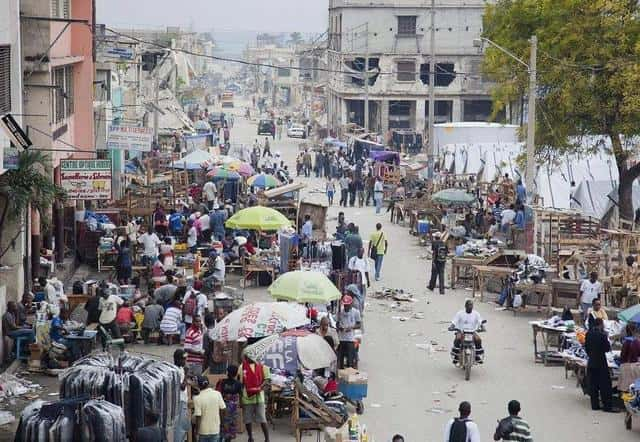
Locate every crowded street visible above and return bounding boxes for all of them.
[2,1,640,441]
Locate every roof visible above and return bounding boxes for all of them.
[262,182,306,198]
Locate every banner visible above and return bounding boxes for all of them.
[107,126,153,151]
[61,159,112,200]
[261,336,299,373]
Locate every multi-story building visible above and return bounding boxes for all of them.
[245,43,299,108]
[20,0,95,278]
[327,0,496,135]
[0,0,27,324]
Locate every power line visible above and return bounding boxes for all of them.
[102,26,505,80]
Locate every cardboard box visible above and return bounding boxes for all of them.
[338,368,368,384]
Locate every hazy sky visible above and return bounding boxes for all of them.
[97,0,328,33]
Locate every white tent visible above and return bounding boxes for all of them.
[438,142,524,182]
[169,149,213,170]
[434,122,519,149]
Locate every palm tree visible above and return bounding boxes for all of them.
[0,150,66,261]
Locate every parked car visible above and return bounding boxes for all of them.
[258,119,276,137]
[287,125,306,139]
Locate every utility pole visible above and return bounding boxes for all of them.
[363,22,369,133]
[153,76,160,147]
[525,35,537,201]
[427,0,436,177]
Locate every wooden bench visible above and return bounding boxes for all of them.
[292,380,345,442]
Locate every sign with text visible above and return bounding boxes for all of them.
[106,125,153,151]
[61,159,112,200]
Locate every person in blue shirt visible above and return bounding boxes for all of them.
[50,308,70,344]
[169,209,184,237]
[210,204,227,241]
[514,204,526,229]
[516,179,527,204]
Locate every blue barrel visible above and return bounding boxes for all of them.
[417,220,430,234]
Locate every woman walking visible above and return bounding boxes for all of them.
[217,364,242,442]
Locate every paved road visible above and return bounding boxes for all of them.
[226,99,638,441]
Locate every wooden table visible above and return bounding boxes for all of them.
[516,283,553,315]
[97,248,118,272]
[242,261,278,288]
[530,321,567,365]
[472,265,517,302]
[451,256,486,289]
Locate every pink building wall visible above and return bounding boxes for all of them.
[49,0,94,161]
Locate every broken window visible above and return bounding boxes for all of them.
[397,16,417,35]
[346,58,379,86]
[397,61,416,82]
[426,100,453,123]
[463,100,492,122]
[420,63,456,86]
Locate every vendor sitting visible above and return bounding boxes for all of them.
[3,301,35,345]
[50,308,70,345]
[586,298,608,330]
[115,302,136,337]
[202,250,226,289]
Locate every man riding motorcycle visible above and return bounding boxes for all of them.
[451,299,485,364]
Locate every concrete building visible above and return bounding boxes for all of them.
[245,44,299,108]
[0,0,27,324]
[20,0,95,279]
[326,0,496,135]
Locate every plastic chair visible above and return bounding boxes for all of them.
[14,336,30,361]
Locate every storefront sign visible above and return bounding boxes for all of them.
[60,159,112,200]
[107,125,153,151]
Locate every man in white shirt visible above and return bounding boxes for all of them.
[98,289,124,349]
[182,289,208,327]
[301,215,313,259]
[199,212,211,242]
[374,177,384,214]
[138,227,161,266]
[451,300,484,363]
[187,220,198,251]
[443,401,481,442]
[500,204,517,233]
[579,272,603,320]
[39,277,61,309]
[202,181,217,210]
[348,248,370,289]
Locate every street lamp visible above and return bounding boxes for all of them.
[474,36,538,202]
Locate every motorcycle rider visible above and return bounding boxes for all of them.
[451,299,485,364]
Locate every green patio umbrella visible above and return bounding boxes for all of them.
[431,188,476,206]
[225,206,291,230]
[268,270,342,303]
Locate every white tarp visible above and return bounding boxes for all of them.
[571,180,640,220]
[434,122,519,149]
[439,142,524,182]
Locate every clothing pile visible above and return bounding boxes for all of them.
[455,239,499,258]
[59,353,181,435]
[15,398,126,442]
[515,254,549,284]
[84,211,116,233]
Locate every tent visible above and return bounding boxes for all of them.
[169,149,213,170]
[571,180,640,221]
[369,150,400,164]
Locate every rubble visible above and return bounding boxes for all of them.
[0,374,40,400]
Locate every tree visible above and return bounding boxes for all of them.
[0,150,66,261]
[482,0,640,221]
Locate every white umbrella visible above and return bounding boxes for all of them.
[211,302,309,341]
[243,330,336,371]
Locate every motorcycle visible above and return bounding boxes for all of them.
[449,320,487,381]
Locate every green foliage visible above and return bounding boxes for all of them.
[482,0,640,218]
[484,0,640,153]
[0,150,66,227]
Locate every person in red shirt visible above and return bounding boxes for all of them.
[116,302,135,337]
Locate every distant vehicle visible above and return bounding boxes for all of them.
[287,125,306,139]
[258,119,276,137]
[221,91,234,108]
[225,83,242,93]
[208,112,225,129]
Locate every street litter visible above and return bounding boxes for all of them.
[370,403,382,408]
[0,410,15,426]
[0,374,40,399]
[551,385,566,390]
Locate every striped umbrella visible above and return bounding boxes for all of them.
[206,167,241,180]
[247,173,281,189]
[227,161,255,177]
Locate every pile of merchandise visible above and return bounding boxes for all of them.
[59,353,181,434]
[15,398,126,442]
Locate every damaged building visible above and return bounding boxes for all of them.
[327,0,498,136]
